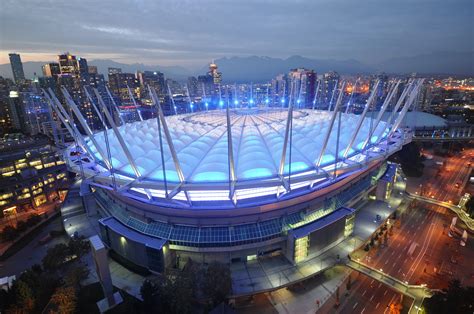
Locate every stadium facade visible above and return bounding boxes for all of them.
[46,79,423,274]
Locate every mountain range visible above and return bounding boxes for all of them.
[0,51,472,82]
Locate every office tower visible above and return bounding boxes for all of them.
[0,76,14,131]
[197,74,214,100]
[8,90,30,133]
[187,76,199,98]
[108,67,122,75]
[321,71,340,108]
[89,73,106,89]
[38,77,57,91]
[271,74,288,106]
[9,53,26,84]
[108,72,139,104]
[58,53,81,89]
[88,66,98,74]
[287,68,317,108]
[78,58,90,86]
[42,63,61,79]
[137,71,165,95]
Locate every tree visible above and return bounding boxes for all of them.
[42,243,69,270]
[424,279,474,314]
[203,262,232,307]
[11,280,35,312]
[392,142,424,177]
[64,266,89,288]
[67,237,90,259]
[48,286,77,314]
[140,279,159,310]
[465,197,474,216]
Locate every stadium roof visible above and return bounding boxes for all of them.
[86,109,390,183]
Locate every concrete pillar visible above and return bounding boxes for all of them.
[89,235,122,312]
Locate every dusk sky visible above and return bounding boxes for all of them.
[0,0,472,68]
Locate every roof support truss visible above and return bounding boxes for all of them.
[92,88,142,178]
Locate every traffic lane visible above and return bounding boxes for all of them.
[336,274,402,314]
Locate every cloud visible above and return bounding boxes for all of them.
[0,0,472,66]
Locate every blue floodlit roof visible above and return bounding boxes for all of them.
[85,109,389,184]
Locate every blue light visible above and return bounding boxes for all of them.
[234,100,239,105]
[265,98,269,104]
[219,100,224,107]
[281,98,285,104]
[297,99,301,104]
[190,104,194,109]
[249,99,254,104]
[205,102,209,107]
[174,105,177,110]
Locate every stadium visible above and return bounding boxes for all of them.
[48,79,421,274]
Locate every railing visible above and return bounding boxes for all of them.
[346,259,433,299]
[406,193,474,231]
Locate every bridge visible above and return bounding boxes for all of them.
[407,193,474,231]
[345,259,433,313]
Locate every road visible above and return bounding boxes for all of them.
[324,148,473,313]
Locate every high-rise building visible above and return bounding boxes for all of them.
[187,76,199,98]
[108,67,122,75]
[88,66,98,74]
[287,68,317,108]
[78,58,89,86]
[197,74,215,99]
[321,71,340,108]
[108,72,139,104]
[0,76,14,131]
[271,74,288,106]
[9,53,26,84]
[8,90,29,133]
[58,53,81,89]
[137,71,165,96]
[89,73,106,90]
[42,63,61,79]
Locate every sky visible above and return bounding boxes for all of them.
[0,0,472,68]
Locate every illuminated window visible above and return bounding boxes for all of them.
[0,193,13,200]
[294,236,309,263]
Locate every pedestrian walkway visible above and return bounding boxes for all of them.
[407,193,474,230]
[345,260,433,299]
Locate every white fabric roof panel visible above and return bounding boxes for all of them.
[86,109,390,183]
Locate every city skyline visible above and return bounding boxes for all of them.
[0,0,472,67]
